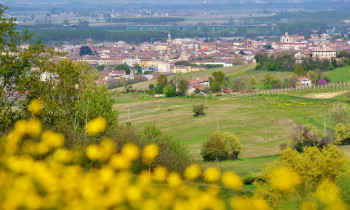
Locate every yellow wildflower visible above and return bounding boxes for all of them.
[184,164,202,180]
[121,143,140,160]
[14,119,28,136]
[221,171,243,190]
[86,117,107,136]
[229,196,270,210]
[28,98,43,114]
[99,138,116,161]
[85,144,102,161]
[167,172,182,188]
[109,154,131,170]
[26,118,42,137]
[204,167,221,183]
[153,166,168,181]
[53,149,73,163]
[315,179,341,205]
[268,167,301,192]
[142,144,159,164]
[41,130,65,148]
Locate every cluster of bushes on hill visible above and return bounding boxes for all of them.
[255,53,332,72]
[201,131,242,161]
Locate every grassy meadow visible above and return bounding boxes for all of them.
[325,65,350,82]
[111,66,350,177]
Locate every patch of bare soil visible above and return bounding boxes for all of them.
[302,90,349,99]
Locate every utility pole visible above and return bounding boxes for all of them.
[217,112,219,131]
[128,105,130,122]
[323,115,326,136]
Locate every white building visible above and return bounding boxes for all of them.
[157,62,171,73]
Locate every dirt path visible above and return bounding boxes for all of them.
[302,90,349,99]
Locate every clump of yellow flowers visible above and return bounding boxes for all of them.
[1,99,263,210]
[1,99,347,210]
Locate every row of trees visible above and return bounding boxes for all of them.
[30,30,168,45]
[255,53,332,72]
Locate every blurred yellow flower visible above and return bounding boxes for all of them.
[122,143,140,160]
[14,119,28,136]
[230,196,270,210]
[99,138,116,161]
[268,167,301,192]
[26,118,42,137]
[28,98,43,115]
[153,166,168,181]
[53,149,73,163]
[221,171,243,190]
[41,130,65,148]
[109,154,131,170]
[86,117,107,136]
[204,167,221,183]
[184,164,202,180]
[315,179,341,205]
[300,201,318,210]
[85,144,101,161]
[167,172,182,188]
[142,144,159,164]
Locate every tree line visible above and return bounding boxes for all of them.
[30,30,168,44]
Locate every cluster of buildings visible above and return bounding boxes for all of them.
[45,31,350,87]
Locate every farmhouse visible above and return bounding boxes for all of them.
[296,77,312,88]
[186,76,210,95]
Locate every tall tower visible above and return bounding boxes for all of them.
[166,34,173,58]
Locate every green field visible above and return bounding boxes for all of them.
[325,65,350,82]
[112,90,350,178]
[112,66,350,177]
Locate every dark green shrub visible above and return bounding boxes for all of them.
[193,103,205,116]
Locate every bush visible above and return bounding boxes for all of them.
[163,84,176,97]
[192,103,205,116]
[201,131,242,161]
[255,145,348,208]
[201,131,227,161]
[105,124,192,173]
[289,124,319,152]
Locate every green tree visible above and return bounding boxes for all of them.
[116,64,130,75]
[155,74,168,94]
[248,76,257,89]
[294,65,306,76]
[163,84,176,97]
[177,79,188,96]
[201,131,227,161]
[290,125,319,152]
[209,71,226,92]
[222,132,242,160]
[133,65,142,75]
[192,103,205,116]
[62,19,69,25]
[334,123,350,145]
[26,59,118,138]
[79,46,93,56]
[0,5,51,131]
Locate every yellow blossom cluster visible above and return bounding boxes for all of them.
[1,112,261,210]
[27,98,43,115]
